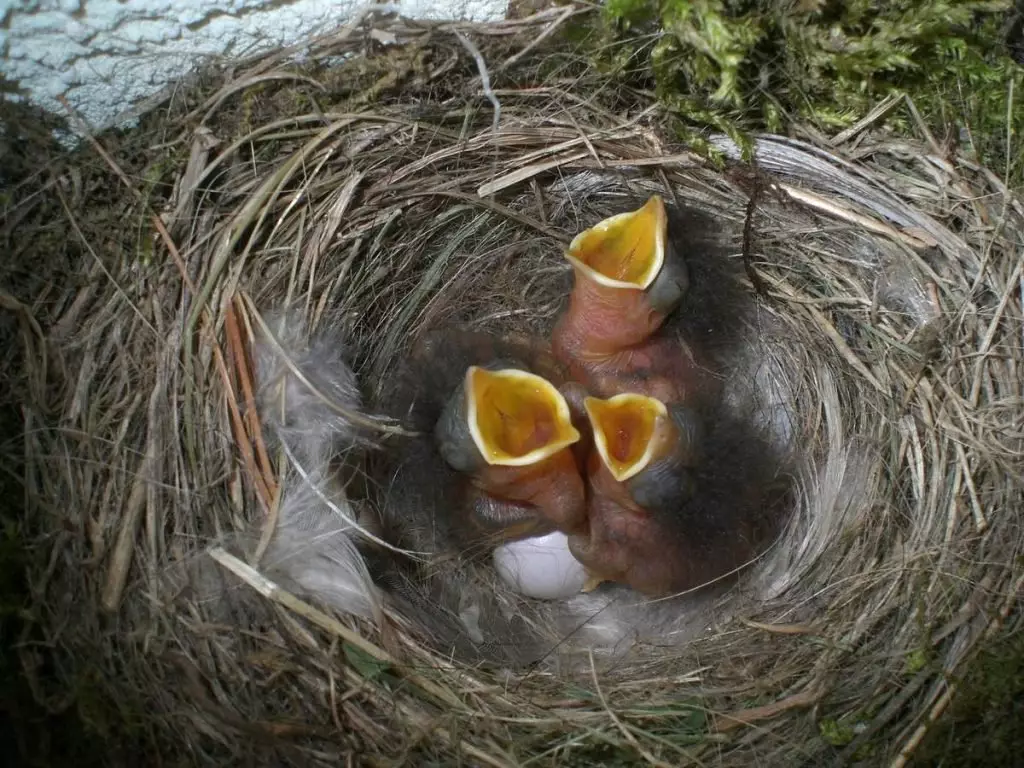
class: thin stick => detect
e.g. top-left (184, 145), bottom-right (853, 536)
top-left (830, 93), bottom-right (903, 146)
top-left (780, 183), bottom-right (935, 250)
top-left (1004, 76), bottom-right (1014, 188)
top-left (253, 458), bottom-right (285, 567)
top-left (802, 301), bottom-right (885, 393)
top-left (101, 291), bottom-right (181, 612)
top-left (227, 298), bottom-right (275, 488)
top-left (903, 95), bottom-right (943, 158)
top-left (213, 329), bottom-right (273, 512)
top-left (954, 441), bottom-right (988, 533)
top-left (101, 449), bottom-right (153, 612)
top-left (55, 190), bottom-right (159, 337)
top-left (713, 686), bottom-right (821, 732)
top-left (891, 573), bottom-right (1024, 767)
top-left (225, 296), bottom-right (280, 565)
top-left (455, 31), bottom-right (502, 137)
top-left (968, 257), bottom-right (1024, 406)
top-left (738, 617), bottom-right (819, 635)
top-left (478, 151), bottom-right (590, 196)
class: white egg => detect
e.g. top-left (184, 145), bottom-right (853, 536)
top-left (493, 530), bottom-right (587, 600)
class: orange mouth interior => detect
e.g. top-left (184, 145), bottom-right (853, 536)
top-left (467, 367), bottom-right (581, 466)
top-left (566, 196), bottom-right (666, 290)
top-left (583, 393), bottom-right (666, 481)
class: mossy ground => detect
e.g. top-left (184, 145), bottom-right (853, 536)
top-left (585, 0), bottom-right (1024, 183)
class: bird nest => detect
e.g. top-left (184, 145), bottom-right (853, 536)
top-left (4, 8), bottom-right (1023, 767)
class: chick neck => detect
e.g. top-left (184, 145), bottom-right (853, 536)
top-left (474, 449), bottom-right (587, 535)
top-left (553, 270), bottom-right (665, 361)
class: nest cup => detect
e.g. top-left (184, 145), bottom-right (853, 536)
top-left (5, 10), bottom-right (1023, 766)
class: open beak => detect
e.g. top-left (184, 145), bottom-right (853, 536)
top-left (464, 366), bottom-right (581, 467)
top-left (566, 195), bottom-right (668, 292)
top-left (436, 365), bottom-right (588, 537)
top-left (552, 195), bottom-right (688, 375)
top-left (583, 392), bottom-right (672, 482)
top-left (571, 394), bottom-right (692, 596)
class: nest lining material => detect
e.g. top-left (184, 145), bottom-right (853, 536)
top-left (4, 8), bottom-right (1023, 767)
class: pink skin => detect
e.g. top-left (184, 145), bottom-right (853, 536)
top-left (552, 273), bottom-right (664, 359)
top-left (427, 318), bottom-right (718, 580)
top-left (473, 448), bottom-right (588, 535)
top-left (558, 381), bottom-right (596, 472)
top-left (567, 453), bottom-right (699, 598)
top-left (418, 328), bottom-right (590, 541)
top-left (558, 384), bottom-right (693, 596)
top-left (463, 493), bottom-right (554, 542)
top-left (552, 271), bottom-right (718, 404)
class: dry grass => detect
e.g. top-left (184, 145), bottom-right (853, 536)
top-left (1, 6), bottom-right (1022, 766)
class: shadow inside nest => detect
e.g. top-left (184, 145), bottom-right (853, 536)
top-left (350, 197), bottom-right (797, 668)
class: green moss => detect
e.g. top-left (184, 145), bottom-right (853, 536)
top-left (904, 648), bottom-right (931, 675)
top-left (819, 716), bottom-right (856, 746)
top-left (594, 0), bottom-right (1024, 182)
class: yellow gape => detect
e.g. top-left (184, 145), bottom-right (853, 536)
top-left (466, 367), bottom-right (581, 467)
top-left (584, 393), bottom-right (668, 482)
top-left (564, 195), bottom-right (668, 290)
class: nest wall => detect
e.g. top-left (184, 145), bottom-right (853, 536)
top-left (2, 9), bottom-right (1023, 767)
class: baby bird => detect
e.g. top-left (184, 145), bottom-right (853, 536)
top-left (551, 195), bottom-right (715, 405)
top-left (568, 392), bottom-right (708, 597)
top-left (433, 362), bottom-right (588, 541)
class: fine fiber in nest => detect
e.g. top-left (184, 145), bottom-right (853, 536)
top-left (3, 8), bottom-right (1023, 767)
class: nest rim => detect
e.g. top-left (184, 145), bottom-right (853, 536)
top-left (3, 9), bottom-right (1023, 767)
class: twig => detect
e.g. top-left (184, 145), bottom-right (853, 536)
top-left (738, 617), bottom-right (819, 635)
top-left (968, 256), bottom-right (1024, 407)
top-left (213, 329), bottom-right (274, 513)
top-left (954, 441), bottom-right (988, 533)
top-left (800, 300), bottom-right (885, 393)
top-left (224, 297), bottom-right (280, 564)
top-left (403, 189), bottom-right (566, 241)
top-left (455, 31), bottom-right (502, 137)
top-left (741, 163), bottom-right (769, 297)
top-left (0, 288), bottom-right (47, 391)
top-left (478, 151), bottom-right (590, 196)
top-left (208, 547), bottom-right (461, 708)
top-left (1005, 76), bottom-right (1015, 187)
top-left (101, 321), bottom-right (179, 611)
top-left (890, 573), bottom-right (1024, 768)
top-left (903, 95), bottom-right (944, 158)
top-left (830, 93), bottom-right (903, 146)
top-left (101, 449), bottom-right (153, 612)
top-left (780, 183), bottom-right (935, 250)
top-left (55, 188), bottom-right (159, 338)
top-left (227, 298), bottom-right (275, 489)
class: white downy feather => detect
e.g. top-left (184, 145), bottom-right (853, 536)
top-left (243, 310), bottom-right (382, 618)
